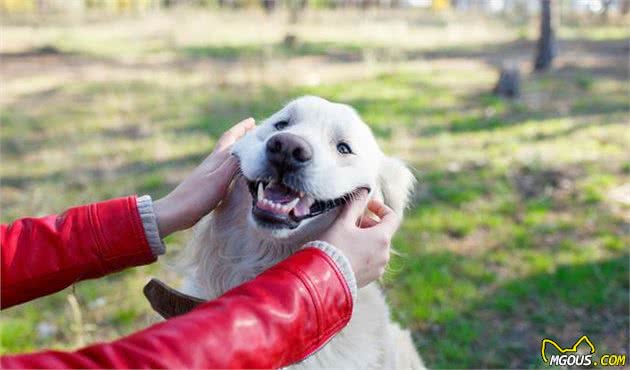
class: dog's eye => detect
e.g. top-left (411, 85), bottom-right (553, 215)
top-left (274, 121), bottom-right (289, 130)
top-left (337, 142), bottom-right (353, 155)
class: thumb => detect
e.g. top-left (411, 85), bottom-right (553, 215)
top-left (338, 189), bottom-right (369, 226)
top-left (212, 155), bottom-right (239, 179)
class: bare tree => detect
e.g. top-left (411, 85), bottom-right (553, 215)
top-left (534, 0), bottom-right (555, 71)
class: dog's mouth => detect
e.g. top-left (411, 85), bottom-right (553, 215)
top-left (247, 179), bottom-right (368, 229)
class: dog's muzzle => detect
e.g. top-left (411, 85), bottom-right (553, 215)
top-left (247, 179), bottom-right (370, 229)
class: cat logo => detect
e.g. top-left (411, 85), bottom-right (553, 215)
top-left (541, 335), bottom-right (626, 367)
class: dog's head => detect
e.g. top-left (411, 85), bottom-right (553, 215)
top-left (232, 96), bottom-right (415, 239)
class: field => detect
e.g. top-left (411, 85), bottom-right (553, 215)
top-left (1, 9), bottom-right (628, 368)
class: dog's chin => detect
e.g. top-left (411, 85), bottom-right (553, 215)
top-left (247, 211), bottom-right (318, 239)
top-left (245, 178), bottom-right (368, 235)
top-left (251, 207), bottom-right (301, 231)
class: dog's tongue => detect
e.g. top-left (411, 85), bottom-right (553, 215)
top-left (264, 182), bottom-right (298, 204)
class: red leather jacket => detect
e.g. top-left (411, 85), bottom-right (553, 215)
top-left (1, 196), bottom-right (353, 369)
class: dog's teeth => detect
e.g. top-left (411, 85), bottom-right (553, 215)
top-left (286, 197), bottom-right (300, 210)
top-left (294, 196), bottom-right (315, 217)
top-left (293, 206), bottom-right (306, 217)
top-left (257, 183), bottom-right (264, 200)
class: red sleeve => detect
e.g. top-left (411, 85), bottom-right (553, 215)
top-left (1, 247), bottom-right (353, 369)
top-left (1, 196), bottom-right (155, 309)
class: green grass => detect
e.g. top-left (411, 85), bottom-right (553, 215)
top-left (180, 40), bottom-right (367, 60)
top-left (1, 10), bottom-right (628, 368)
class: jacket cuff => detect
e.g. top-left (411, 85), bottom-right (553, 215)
top-left (137, 195), bottom-right (165, 257)
top-left (301, 241), bottom-right (357, 305)
top-left (88, 196), bottom-right (157, 272)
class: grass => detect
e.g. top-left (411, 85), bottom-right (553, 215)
top-left (1, 8), bottom-right (629, 368)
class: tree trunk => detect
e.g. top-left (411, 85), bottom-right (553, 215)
top-left (288, 0), bottom-right (306, 24)
top-left (601, 0), bottom-right (613, 20)
top-left (534, 0), bottom-right (555, 71)
top-left (261, 0), bottom-right (276, 13)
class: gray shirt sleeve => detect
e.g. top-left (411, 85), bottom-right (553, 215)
top-left (137, 195), bottom-right (166, 257)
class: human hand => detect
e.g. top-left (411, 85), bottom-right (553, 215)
top-left (319, 191), bottom-right (401, 288)
top-left (153, 118), bottom-right (255, 237)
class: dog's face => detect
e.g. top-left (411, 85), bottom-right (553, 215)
top-left (232, 96), bottom-right (415, 239)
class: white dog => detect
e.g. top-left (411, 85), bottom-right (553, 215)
top-left (179, 96), bottom-right (423, 369)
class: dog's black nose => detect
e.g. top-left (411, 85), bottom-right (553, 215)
top-left (266, 133), bottom-right (313, 171)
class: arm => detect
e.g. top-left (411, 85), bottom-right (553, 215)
top-left (0, 247), bottom-right (354, 369)
top-left (1, 196), bottom-right (157, 309)
top-left (1, 118), bottom-right (256, 309)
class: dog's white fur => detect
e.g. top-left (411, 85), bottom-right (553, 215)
top-left (180, 96), bottom-right (423, 369)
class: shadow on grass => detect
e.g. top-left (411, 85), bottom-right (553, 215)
top-left (418, 90), bottom-right (629, 137)
top-left (1, 152), bottom-right (204, 191)
top-left (178, 37), bottom-right (629, 83)
top-left (180, 41), bottom-right (365, 62)
top-left (0, 45), bottom-right (70, 59)
top-left (392, 153), bottom-right (628, 368)
top-left (393, 252), bottom-right (629, 369)
top-left (413, 38), bottom-right (628, 75)
top-left (176, 86), bottom-right (293, 138)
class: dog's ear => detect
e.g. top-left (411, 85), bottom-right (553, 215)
top-left (377, 156), bottom-right (416, 216)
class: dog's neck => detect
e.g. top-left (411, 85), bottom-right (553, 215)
top-left (186, 177), bottom-right (327, 299)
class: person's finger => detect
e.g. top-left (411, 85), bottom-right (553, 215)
top-left (366, 199), bottom-right (390, 220)
top-left (215, 118), bottom-right (256, 153)
top-left (357, 215), bottom-right (379, 228)
top-left (338, 189), bottom-right (369, 226)
top-left (369, 202), bottom-right (400, 237)
top-left (210, 155), bottom-right (239, 180)
top-left (356, 200), bottom-right (389, 229)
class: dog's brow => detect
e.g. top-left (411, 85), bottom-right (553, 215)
top-left (286, 104), bottom-right (298, 121)
top-left (333, 126), bottom-right (353, 144)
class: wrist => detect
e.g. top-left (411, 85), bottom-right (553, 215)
top-left (155, 188), bottom-right (211, 237)
top-left (153, 196), bottom-right (179, 238)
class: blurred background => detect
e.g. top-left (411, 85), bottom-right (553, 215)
top-left (0, 0), bottom-right (628, 368)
